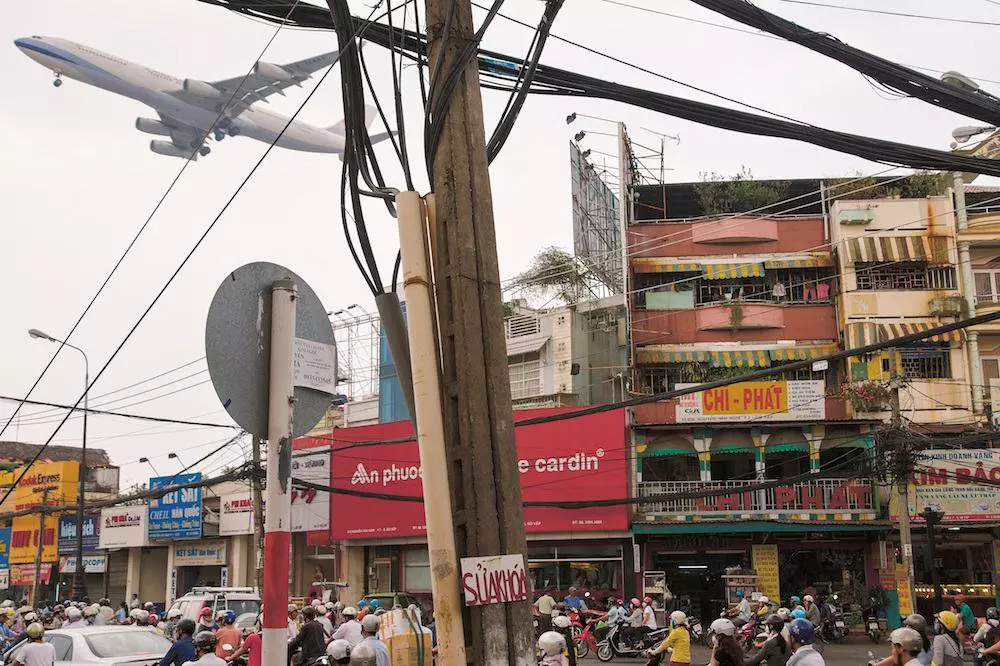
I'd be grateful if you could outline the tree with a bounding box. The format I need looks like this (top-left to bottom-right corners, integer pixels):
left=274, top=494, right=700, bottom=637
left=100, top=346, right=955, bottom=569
left=508, top=246, right=591, bottom=306
left=693, top=166, right=791, bottom=215
left=827, top=171, right=950, bottom=201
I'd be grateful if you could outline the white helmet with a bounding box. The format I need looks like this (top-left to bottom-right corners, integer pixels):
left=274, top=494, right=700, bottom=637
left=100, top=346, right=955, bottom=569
left=23, top=612, right=37, bottom=622
left=66, top=607, right=82, bottom=621
left=803, top=595, right=813, bottom=603
left=129, top=608, right=144, bottom=620
left=759, top=596, right=770, bottom=605
left=670, top=610, right=687, bottom=626
left=553, top=615, right=571, bottom=630
left=0, top=601, right=13, bottom=609
left=777, top=607, right=791, bottom=620
left=342, top=606, right=358, bottom=618
left=216, top=610, right=227, bottom=620
left=348, top=642, right=376, bottom=666
left=538, top=630, right=566, bottom=656
left=144, top=602, right=154, bottom=610
left=83, top=605, right=98, bottom=617
left=167, top=609, right=183, bottom=619
left=710, top=618, right=737, bottom=637
left=137, top=609, right=150, bottom=623
left=327, top=639, right=352, bottom=659
left=361, top=615, right=380, bottom=634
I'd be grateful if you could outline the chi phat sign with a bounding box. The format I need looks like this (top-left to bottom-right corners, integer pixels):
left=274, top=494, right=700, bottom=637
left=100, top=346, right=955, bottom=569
left=460, top=554, right=528, bottom=606
left=676, top=381, right=825, bottom=423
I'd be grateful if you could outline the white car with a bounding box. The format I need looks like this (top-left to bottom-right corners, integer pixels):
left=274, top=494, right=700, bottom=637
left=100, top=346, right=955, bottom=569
left=1, top=626, right=171, bottom=666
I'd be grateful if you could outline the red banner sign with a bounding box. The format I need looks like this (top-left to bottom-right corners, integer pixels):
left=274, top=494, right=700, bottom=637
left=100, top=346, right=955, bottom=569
left=10, top=563, right=51, bottom=586
left=313, top=407, right=629, bottom=539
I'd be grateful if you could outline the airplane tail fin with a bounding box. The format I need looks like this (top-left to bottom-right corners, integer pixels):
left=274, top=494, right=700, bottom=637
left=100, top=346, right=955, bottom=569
left=327, top=105, right=380, bottom=135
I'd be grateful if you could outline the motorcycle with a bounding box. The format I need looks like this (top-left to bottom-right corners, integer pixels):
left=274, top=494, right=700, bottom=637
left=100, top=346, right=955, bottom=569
left=596, top=618, right=669, bottom=662
left=866, top=613, right=882, bottom=643
left=736, top=615, right=760, bottom=652
left=821, top=611, right=847, bottom=642
left=686, top=614, right=707, bottom=647
left=575, top=616, right=604, bottom=659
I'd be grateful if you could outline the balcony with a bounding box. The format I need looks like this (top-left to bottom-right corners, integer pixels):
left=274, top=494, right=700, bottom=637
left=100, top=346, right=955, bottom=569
left=696, top=303, right=783, bottom=330
left=631, top=303, right=836, bottom=345
left=636, top=478, right=876, bottom=520
left=632, top=395, right=848, bottom=425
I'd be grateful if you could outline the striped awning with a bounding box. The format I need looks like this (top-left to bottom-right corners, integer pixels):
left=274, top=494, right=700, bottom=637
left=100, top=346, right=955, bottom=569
left=633, top=257, right=702, bottom=273
left=766, top=442, right=810, bottom=453
left=701, top=263, right=765, bottom=280
left=878, top=321, right=964, bottom=343
left=635, top=348, right=712, bottom=364
left=844, top=235, right=950, bottom=265
left=846, top=322, right=882, bottom=347
left=709, top=350, right=771, bottom=368
left=769, top=344, right=839, bottom=361
left=763, top=255, right=834, bottom=269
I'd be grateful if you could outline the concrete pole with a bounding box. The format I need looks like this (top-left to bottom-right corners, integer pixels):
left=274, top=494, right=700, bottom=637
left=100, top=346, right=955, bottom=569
left=252, top=437, right=265, bottom=591
left=890, top=357, right=915, bottom=616
left=395, top=191, right=467, bottom=665
left=261, top=280, right=296, bottom=666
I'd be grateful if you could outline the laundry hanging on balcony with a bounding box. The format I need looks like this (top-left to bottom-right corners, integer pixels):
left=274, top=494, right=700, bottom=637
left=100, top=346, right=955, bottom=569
left=842, top=235, right=950, bottom=264
left=701, top=262, right=765, bottom=279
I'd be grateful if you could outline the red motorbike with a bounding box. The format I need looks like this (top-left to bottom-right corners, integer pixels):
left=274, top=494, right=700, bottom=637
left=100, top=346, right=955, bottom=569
left=574, top=615, right=605, bottom=659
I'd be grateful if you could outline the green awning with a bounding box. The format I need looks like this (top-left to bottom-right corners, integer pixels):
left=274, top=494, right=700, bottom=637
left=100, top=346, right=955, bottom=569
left=635, top=348, right=712, bottom=364
left=702, top=263, right=765, bottom=280
left=825, top=436, right=872, bottom=449
left=711, top=445, right=754, bottom=454
left=766, top=442, right=809, bottom=453
left=769, top=344, right=839, bottom=361
left=709, top=350, right=771, bottom=368
left=638, top=446, right=698, bottom=459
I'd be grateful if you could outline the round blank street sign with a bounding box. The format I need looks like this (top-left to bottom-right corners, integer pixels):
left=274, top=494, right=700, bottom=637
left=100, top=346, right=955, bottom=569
left=205, top=261, right=335, bottom=437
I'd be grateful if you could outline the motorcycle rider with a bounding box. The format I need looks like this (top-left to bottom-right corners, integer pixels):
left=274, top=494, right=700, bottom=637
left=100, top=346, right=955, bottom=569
left=331, top=607, right=362, bottom=647
left=197, top=608, right=217, bottom=634
left=287, top=606, right=326, bottom=666
left=160, top=620, right=198, bottom=666
left=645, top=610, right=690, bottom=666
left=932, top=611, right=963, bottom=666
left=744, top=615, right=790, bottom=666
left=9, top=623, right=55, bottom=666
left=606, top=599, right=624, bottom=627
left=357, top=615, right=389, bottom=666
left=872, top=615, right=932, bottom=666
left=709, top=618, right=744, bottom=666
left=564, top=588, right=586, bottom=612
left=553, top=614, right=577, bottom=666
left=62, top=606, right=87, bottom=629
left=802, top=597, right=821, bottom=629
left=165, top=609, right=184, bottom=640
left=186, top=632, right=228, bottom=666
left=786, top=619, right=824, bottom=666
left=326, top=639, right=352, bottom=665
left=622, top=598, right=644, bottom=648
left=538, top=630, right=567, bottom=666
left=732, top=591, right=752, bottom=627
left=214, top=611, right=242, bottom=661
left=889, top=628, right=925, bottom=666
left=974, top=608, right=1000, bottom=666
left=642, top=597, right=659, bottom=633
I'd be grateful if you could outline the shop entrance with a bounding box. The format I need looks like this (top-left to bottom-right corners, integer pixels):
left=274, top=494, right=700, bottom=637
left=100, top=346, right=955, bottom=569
left=778, top=547, right=864, bottom=606
left=652, top=552, right=744, bottom=621
left=177, top=566, right=223, bottom=597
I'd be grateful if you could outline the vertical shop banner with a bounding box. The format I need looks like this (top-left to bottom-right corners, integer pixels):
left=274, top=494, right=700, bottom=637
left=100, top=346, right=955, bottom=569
left=219, top=493, right=255, bottom=536
left=891, top=449, right=1000, bottom=523
left=0, top=527, right=10, bottom=569
left=148, top=473, right=202, bottom=540
left=9, top=515, right=59, bottom=564
left=291, top=451, right=330, bottom=532
left=751, top=545, right=780, bottom=602
left=57, top=514, right=100, bottom=554
left=98, top=506, right=148, bottom=549
left=895, top=563, right=914, bottom=616
left=324, top=408, right=629, bottom=539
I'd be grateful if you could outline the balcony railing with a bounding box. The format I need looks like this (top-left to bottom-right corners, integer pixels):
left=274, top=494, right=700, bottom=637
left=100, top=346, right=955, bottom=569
left=637, top=478, right=874, bottom=515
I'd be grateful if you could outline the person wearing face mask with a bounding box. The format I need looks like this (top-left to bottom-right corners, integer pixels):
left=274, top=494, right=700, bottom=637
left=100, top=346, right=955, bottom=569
left=975, top=608, right=1000, bottom=666
left=744, top=614, right=790, bottom=666
left=931, top=612, right=963, bottom=666
left=645, top=610, right=691, bottom=666
left=889, top=628, right=926, bottom=666
left=709, top=618, right=745, bottom=666
left=873, top=615, right=932, bottom=666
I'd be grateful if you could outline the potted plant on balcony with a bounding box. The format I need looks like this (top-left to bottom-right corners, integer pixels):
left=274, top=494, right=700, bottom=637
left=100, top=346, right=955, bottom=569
left=842, top=380, right=890, bottom=412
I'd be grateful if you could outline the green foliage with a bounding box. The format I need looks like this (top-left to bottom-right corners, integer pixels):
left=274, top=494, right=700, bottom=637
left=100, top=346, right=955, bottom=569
left=677, top=363, right=748, bottom=383
left=827, top=171, right=950, bottom=201
left=510, top=246, right=589, bottom=305
left=728, top=303, right=745, bottom=329
left=693, top=166, right=792, bottom=216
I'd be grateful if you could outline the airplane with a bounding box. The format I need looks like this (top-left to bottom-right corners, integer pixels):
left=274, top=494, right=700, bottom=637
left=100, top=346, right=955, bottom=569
left=14, top=36, right=391, bottom=160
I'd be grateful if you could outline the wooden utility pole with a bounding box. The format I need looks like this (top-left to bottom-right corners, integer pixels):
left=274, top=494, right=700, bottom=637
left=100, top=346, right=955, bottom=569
left=252, top=437, right=265, bottom=591
left=890, top=354, right=916, bottom=616
left=423, top=0, right=534, bottom=663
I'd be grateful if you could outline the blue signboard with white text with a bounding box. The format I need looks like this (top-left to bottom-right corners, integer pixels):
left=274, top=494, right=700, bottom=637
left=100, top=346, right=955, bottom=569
left=0, top=527, right=10, bottom=569
left=148, top=473, right=203, bottom=540
left=58, top=515, right=100, bottom=553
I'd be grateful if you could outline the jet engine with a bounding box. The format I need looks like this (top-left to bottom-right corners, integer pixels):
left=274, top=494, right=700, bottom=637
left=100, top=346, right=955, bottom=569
left=182, top=78, right=222, bottom=98
left=149, top=140, right=195, bottom=159
left=135, top=118, right=171, bottom=136
left=253, top=61, right=294, bottom=82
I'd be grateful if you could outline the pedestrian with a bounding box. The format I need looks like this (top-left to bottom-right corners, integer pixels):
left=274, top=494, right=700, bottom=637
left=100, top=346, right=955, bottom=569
left=357, top=615, right=389, bottom=666
left=331, top=607, right=362, bottom=647
left=744, top=615, right=790, bottom=666
left=932, top=611, right=963, bottom=666
left=785, top=619, right=823, bottom=666
left=890, top=628, right=925, bottom=666
left=535, top=589, right=557, bottom=634
left=161, top=620, right=198, bottom=666
left=646, top=610, right=691, bottom=666
left=129, top=594, right=141, bottom=610
left=709, top=619, right=745, bottom=666
left=214, top=611, right=242, bottom=661
left=182, top=632, right=227, bottom=666
left=9, top=623, right=55, bottom=666
left=288, top=606, right=326, bottom=666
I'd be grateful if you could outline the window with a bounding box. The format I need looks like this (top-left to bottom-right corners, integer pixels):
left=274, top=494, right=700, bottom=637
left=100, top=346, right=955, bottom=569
left=855, top=263, right=955, bottom=290
left=641, top=455, right=699, bottom=482
left=509, top=352, right=542, bottom=399
left=48, top=635, right=73, bottom=661
left=900, top=345, right=951, bottom=379
left=974, top=269, right=1000, bottom=305
left=638, top=367, right=670, bottom=394
left=84, top=631, right=172, bottom=658
left=403, top=548, right=431, bottom=592
left=982, top=357, right=1000, bottom=400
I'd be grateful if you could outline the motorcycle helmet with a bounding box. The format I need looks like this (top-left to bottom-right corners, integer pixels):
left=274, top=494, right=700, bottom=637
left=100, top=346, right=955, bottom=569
left=23, top=612, right=37, bottom=623
left=553, top=615, right=571, bottom=630
left=167, top=609, right=183, bottom=620
left=148, top=613, right=159, bottom=625
left=287, top=604, right=298, bottom=614
left=766, top=614, right=785, bottom=632
left=890, top=627, right=923, bottom=652
left=66, top=607, right=82, bottom=621
left=790, top=596, right=801, bottom=605
left=194, top=631, right=218, bottom=653
left=26, top=623, right=44, bottom=639
left=670, top=610, right=687, bottom=627
left=643, top=596, right=653, bottom=605
left=803, top=595, right=814, bottom=603
left=357, top=600, right=368, bottom=608
left=905, top=614, right=928, bottom=633
left=348, top=642, right=376, bottom=666
left=630, top=598, right=640, bottom=607
left=936, top=611, right=959, bottom=632
left=988, top=608, right=1000, bottom=628
left=538, top=630, right=566, bottom=656
left=342, top=606, right=358, bottom=618
left=83, top=605, right=98, bottom=618
left=52, top=604, right=64, bottom=614
left=137, top=610, right=150, bottom=624
left=327, top=638, right=352, bottom=662
left=777, top=608, right=791, bottom=620
left=144, top=602, right=154, bottom=610
left=368, top=599, right=380, bottom=609
left=788, top=618, right=814, bottom=645
left=361, top=615, right=380, bottom=634
left=759, top=596, right=770, bottom=605
left=735, top=590, right=745, bottom=598
left=200, top=607, right=214, bottom=619
left=710, top=618, right=737, bottom=637
left=792, top=609, right=807, bottom=620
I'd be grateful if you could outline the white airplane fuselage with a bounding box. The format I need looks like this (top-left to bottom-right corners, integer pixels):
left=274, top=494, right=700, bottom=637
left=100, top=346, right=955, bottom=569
left=14, top=36, right=345, bottom=153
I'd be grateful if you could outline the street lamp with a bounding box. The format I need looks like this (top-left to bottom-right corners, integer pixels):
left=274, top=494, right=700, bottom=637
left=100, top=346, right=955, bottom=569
left=28, top=328, right=89, bottom=600
left=952, top=125, right=997, bottom=145
left=138, top=457, right=160, bottom=476
left=167, top=452, right=186, bottom=471
left=921, top=506, right=946, bottom=611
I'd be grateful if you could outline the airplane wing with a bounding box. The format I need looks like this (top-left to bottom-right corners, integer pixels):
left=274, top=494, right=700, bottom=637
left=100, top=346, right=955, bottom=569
left=208, top=51, right=339, bottom=116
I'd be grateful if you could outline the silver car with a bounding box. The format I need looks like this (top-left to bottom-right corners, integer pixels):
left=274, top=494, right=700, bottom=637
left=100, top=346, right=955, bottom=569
left=2, top=626, right=172, bottom=666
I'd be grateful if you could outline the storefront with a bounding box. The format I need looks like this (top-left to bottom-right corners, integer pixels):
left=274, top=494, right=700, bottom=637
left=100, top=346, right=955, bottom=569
left=56, top=513, right=104, bottom=600
left=170, top=541, right=228, bottom=598
left=304, top=407, right=633, bottom=606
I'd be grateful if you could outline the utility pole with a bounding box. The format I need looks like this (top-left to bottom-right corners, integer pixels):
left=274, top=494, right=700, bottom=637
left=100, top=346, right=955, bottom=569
left=31, top=489, right=51, bottom=607
left=251, top=437, right=265, bottom=591
left=423, top=0, right=534, bottom=662
left=922, top=507, right=946, bottom=610
left=890, top=353, right=916, bottom=617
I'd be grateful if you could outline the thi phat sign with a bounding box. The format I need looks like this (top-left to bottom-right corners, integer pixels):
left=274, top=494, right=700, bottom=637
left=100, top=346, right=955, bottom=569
left=460, top=554, right=528, bottom=606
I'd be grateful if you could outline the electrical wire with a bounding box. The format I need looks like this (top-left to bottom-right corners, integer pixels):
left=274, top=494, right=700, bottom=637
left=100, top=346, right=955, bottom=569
left=770, top=0, right=1000, bottom=27
left=0, top=395, right=237, bottom=429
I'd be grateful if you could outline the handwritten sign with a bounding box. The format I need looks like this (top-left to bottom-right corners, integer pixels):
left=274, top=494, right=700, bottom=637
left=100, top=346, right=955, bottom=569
left=460, top=554, right=528, bottom=606
left=293, top=338, right=337, bottom=395
left=752, top=544, right=780, bottom=601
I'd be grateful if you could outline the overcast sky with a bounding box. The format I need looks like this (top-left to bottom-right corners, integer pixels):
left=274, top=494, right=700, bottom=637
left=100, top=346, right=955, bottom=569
left=2, top=0, right=997, bottom=488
